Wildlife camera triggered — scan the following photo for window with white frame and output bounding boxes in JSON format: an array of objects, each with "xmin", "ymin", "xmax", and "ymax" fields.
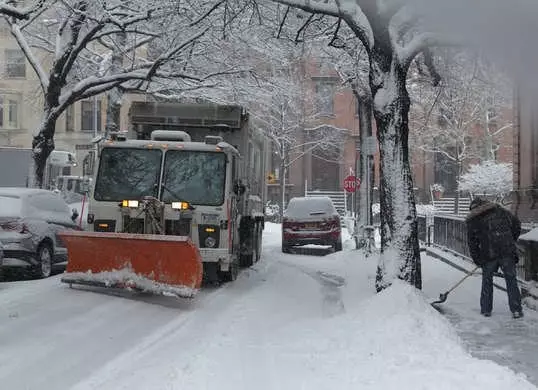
[
  {"xmin": 81, "ymin": 99, "xmax": 102, "ymax": 132},
  {"xmin": 0, "ymin": 94, "xmax": 21, "ymax": 129},
  {"xmin": 4, "ymin": 49, "xmax": 26, "ymax": 78}
]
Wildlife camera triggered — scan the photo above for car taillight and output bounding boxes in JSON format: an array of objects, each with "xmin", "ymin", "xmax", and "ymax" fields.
[
  {"xmin": 282, "ymin": 218, "xmax": 298, "ymax": 230},
  {"xmin": 325, "ymin": 217, "xmax": 340, "ymax": 229},
  {"xmin": 0, "ymin": 220, "xmax": 29, "ymax": 234}
]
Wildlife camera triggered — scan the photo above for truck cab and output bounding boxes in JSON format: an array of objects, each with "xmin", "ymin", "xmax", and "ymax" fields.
[{"xmin": 86, "ymin": 128, "xmax": 263, "ymax": 282}]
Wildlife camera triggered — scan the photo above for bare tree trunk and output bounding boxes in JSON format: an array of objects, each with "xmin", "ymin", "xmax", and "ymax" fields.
[
  {"xmin": 32, "ymin": 112, "xmax": 58, "ymax": 188},
  {"xmin": 372, "ymin": 53, "xmax": 422, "ymax": 292}
]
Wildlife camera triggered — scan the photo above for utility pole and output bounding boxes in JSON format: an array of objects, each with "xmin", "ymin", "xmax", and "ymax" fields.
[
  {"xmin": 354, "ymin": 90, "xmax": 375, "ymax": 252},
  {"xmin": 93, "ymin": 95, "xmax": 99, "ymax": 138}
]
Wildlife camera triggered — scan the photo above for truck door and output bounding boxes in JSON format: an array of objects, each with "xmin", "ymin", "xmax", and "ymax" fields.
[{"xmin": 229, "ymin": 154, "xmax": 240, "ymax": 255}]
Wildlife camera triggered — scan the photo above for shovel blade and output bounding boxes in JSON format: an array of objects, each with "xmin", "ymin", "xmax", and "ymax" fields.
[{"xmin": 431, "ymin": 292, "xmax": 449, "ymax": 305}]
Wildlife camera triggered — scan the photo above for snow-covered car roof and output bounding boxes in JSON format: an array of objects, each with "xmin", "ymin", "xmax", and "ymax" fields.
[
  {"xmin": 284, "ymin": 196, "xmax": 337, "ymax": 219},
  {"xmin": 0, "ymin": 187, "xmax": 57, "ymax": 197}
]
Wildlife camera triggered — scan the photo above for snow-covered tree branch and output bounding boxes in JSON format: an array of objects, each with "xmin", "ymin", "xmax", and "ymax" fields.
[
  {"xmin": 0, "ymin": 0, "xmax": 44, "ymax": 20},
  {"xmin": 458, "ymin": 161, "xmax": 513, "ymax": 200},
  {"xmin": 4, "ymin": 0, "xmax": 227, "ymax": 187},
  {"xmin": 409, "ymin": 49, "xmax": 513, "ymax": 185}
]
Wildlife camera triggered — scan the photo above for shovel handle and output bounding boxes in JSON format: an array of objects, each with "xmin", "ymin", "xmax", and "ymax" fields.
[{"xmin": 445, "ymin": 265, "xmax": 480, "ymax": 294}]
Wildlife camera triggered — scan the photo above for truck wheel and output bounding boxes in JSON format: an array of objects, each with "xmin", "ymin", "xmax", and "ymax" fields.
[
  {"xmin": 219, "ymin": 259, "xmax": 239, "ymax": 282},
  {"xmin": 254, "ymin": 223, "xmax": 262, "ymax": 263},
  {"xmin": 240, "ymin": 253, "xmax": 253, "ymax": 268}
]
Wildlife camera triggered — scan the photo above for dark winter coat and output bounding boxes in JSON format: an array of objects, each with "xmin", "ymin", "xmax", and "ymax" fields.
[{"xmin": 465, "ymin": 200, "xmax": 521, "ymax": 266}]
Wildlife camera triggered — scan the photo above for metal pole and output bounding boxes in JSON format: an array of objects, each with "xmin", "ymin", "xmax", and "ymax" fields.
[{"xmin": 93, "ymin": 95, "xmax": 98, "ymax": 137}]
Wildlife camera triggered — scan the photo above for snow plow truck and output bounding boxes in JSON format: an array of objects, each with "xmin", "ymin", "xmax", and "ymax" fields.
[{"xmin": 59, "ymin": 102, "xmax": 269, "ymax": 298}]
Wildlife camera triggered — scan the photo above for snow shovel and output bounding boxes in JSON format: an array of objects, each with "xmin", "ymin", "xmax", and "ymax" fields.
[{"xmin": 431, "ymin": 265, "xmax": 480, "ymax": 305}]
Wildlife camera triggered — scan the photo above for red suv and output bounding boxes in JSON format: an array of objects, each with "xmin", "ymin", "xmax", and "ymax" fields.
[{"xmin": 281, "ymin": 196, "xmax": 342, "ymax": 253}]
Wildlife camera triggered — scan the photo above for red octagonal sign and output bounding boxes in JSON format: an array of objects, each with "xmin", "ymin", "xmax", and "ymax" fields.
[{"xmin": 344, "ymin": 175, "xmax": 361, "ymax": 193}]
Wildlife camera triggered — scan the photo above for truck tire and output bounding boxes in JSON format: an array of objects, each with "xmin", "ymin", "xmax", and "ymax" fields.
[
  {"xmin": 219, "ymin": 259, "xmax": 239, "ymax": 282},
  {"xmin": 240, "ymin": 253, "xmax": 253, "ymax": 268},
  {"xmin": 239, "ymin": 218, "xmax": 254, "ymax": 267},
  {"xmin": 254, "ymin": 223, "xmax": 262, "ymax": 263}
]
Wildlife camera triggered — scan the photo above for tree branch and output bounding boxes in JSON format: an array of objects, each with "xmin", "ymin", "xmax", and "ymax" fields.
[{"xmin": 9, "ymin": 22, "xmax": 48, "ymax": 92}]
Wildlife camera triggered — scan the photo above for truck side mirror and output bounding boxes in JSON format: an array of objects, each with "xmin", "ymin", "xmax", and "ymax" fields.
[
  {"xmin": 81, "ymin": 178, "xmax": 91, "ymax": 193},
  {"xmin": 71, "ymin": 208, "xmax": 79, "ymax": 222},
  {"xmin": 233, "ymin": 180, "xmax": 246, "ymax": 196}
]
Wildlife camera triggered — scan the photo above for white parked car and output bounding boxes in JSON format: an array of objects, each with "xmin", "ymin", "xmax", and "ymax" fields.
[{"xmin": 0, "ymin": 188, "xmax": 81, "ymax": 278}]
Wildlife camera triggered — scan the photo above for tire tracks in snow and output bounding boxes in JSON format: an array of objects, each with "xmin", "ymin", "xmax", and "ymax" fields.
[{"xmin": 276, "ymin": 259, "xmax": 346, "ymax": 318}]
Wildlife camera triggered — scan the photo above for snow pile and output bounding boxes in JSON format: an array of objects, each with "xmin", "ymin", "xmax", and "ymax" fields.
[
  {"xmin": 268, "ymin": 281, "xmax": 535, "ymax": 389},
  {"xmin": 68, "ymin": 224, "xmax": 536, "ymax": 390},
  {"xmin": 63, "ymin": 269, "xmax": 198, "ymax": 298}
]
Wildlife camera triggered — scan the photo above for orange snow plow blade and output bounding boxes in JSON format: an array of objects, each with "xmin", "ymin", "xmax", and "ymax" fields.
[{"xmin": 59, "ymin": 231, "xmax": 203, "ymax": 298}]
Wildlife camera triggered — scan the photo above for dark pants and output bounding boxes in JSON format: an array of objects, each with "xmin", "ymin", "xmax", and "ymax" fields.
[{"xmin": 481, "ymin": 258, "xmax": 522, "ymax": 314}]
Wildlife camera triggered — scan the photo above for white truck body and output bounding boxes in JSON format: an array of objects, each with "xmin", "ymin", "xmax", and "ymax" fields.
[{"xmin": 86, "ymin": 102, "xmax": 269, "ymax": 281}]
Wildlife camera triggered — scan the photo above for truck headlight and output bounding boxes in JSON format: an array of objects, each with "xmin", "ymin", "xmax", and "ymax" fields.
[
  {"xmin": 172, "ymin": 201, "xmax": 190, "ymax": 210},
  {"xmin": 205, "ymin": 236, "xmax": 217, "ymax": 248},
  {"xmin": 122, "ymin": 200, "xmax": 139, "ymax": 208}
]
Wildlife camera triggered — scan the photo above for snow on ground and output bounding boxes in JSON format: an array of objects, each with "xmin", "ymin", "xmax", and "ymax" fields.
[
  {"xmin": 422, "ymin": 253, "xmax": 538, "ymax": 385},
  {"xmin": 1, "ymin": 222, "xmax": 536, "ymax": 389},
  {"xmin": 67, "ymin": 223, "xmax": 535, "ymax": 390}
]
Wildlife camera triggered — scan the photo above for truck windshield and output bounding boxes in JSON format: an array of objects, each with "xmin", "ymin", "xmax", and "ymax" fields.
[
  {"xmin": 94, "ymin": 147, "xmax": 162, "ymax": 201},
  {"xmin": 162, "ymin": 150, "xmax": 226, "ymax": 206}
]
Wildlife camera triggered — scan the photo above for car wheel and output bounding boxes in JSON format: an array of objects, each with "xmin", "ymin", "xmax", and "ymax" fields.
[
  {"xmin": 334, "ymin": 239, "xmax": 343, "ymax": 252},
  {"xmin": 282, "ymin": 242, "xmax": 291, "ymax": 254},
  {"xmin": 35, "ymin": 243, "xmax": 53, "ymax": 279}
]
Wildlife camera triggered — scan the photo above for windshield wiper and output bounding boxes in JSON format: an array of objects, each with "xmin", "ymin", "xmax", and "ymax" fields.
[{"xmin": 159, "ymin": 183, "xmax": 196, "ymax": 210}]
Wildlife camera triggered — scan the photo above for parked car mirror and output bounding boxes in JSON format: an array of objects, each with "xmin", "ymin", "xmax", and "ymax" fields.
[{"xmin": 71, "ymin": 208, "xmax": 79, "ymax": 222}]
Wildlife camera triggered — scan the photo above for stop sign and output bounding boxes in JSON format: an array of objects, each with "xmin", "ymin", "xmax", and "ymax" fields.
[{"xmin": 344, "ymin": 175, "xmax": 361, "ymax": 193}]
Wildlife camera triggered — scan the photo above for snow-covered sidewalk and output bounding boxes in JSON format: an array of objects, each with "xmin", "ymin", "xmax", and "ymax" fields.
[
  {"xmin": 422, "ymin": 254, "xmax": 538, "ymax": 386},
  {"xmin": 68, "ymin": 223, "xmax": 536, "ymax": 390}
]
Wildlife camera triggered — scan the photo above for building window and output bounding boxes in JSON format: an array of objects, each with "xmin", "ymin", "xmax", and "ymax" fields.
[
  {"xmin": 81, "ymin": 99, "xmax": 102, "ymax": 132},
  {"xmin": 8, "ymin": 99, "xmax": 17, "ymax": 127},
  {"xmin": 5, "ymin": 49, "xmax": 26, "ymax": 78},
  {"xmin": 65, "ymin": 104, "xmax": 74, "ymax": 132},
  {"xmin": 315, "ymin": 81, "xmax": 334, "ymax": 116},
  {"xmin": 0, "ymin": 94, "xmax": 21, "ymax": 129}
]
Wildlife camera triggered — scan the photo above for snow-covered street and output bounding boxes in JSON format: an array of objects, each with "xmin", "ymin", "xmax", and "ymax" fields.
[{"xmin": 1, "ymin": 223, "xmax": 537, "ymax": 389}]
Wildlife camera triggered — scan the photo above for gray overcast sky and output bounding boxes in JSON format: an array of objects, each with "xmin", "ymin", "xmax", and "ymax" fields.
[{"xmin": 410, "ymin": 0, "xmax": 538, "ymax": 86}]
